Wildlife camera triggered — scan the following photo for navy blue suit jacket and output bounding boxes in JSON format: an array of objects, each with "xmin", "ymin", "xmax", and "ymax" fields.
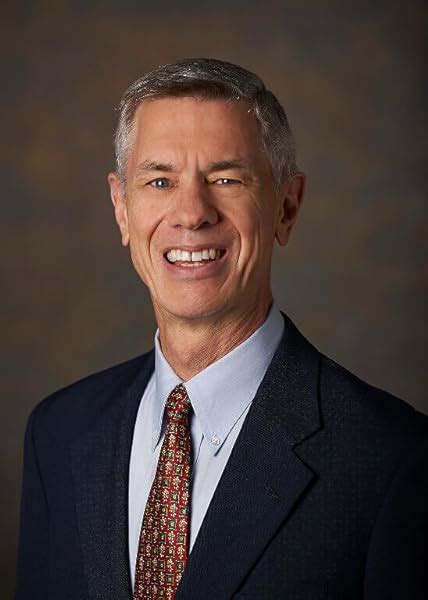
[{"xmin": 16, "ymin": 313, "xmax": 428, "ymax": 599}]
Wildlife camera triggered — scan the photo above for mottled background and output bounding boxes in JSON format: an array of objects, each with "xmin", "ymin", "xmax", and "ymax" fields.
[{"xmin": 2, "ymin": 0, "xmax": 427, "ymax": 595}]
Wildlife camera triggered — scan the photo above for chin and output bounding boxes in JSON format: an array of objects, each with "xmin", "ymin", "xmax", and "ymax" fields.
[
  {"xmin": 170, "ymin": 304, "xmax": 223, "ymax": 322},
  {"xmin": 153, "ymin": 281, "xmax": 232, "ymax": 321},
  {"xmin": 159, "ymin": 296, "xmax": 230, "ymax": 323}
]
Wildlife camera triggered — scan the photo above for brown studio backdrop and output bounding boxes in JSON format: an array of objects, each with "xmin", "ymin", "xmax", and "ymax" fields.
[{"xmin": 2, "ymin": 1, "xmax": 427, "ymax": 596}]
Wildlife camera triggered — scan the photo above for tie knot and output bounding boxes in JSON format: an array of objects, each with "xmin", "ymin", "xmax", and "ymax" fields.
[{"xmin": 166, "ymin": 384, "xmax": 191, "ymax": 421}]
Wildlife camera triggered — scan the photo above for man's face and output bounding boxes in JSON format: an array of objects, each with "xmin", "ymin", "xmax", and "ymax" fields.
[{"xmin": 108, "ymin": 97, "xmax": 303, "ymax": 323}]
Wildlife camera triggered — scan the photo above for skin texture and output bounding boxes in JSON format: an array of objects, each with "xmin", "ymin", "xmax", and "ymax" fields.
[{"xmin": 108, "ymin": 97, "xmax": 305, "ymax": 380}]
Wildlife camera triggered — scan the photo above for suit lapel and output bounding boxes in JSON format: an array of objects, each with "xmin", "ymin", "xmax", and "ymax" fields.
[
  {"xmin": 69, "ymin": 352, "xmax": 154, "ymax": 600},
  {"xmin": 176, "ymin": 314, "xmax": 322, "ymax": 599}
]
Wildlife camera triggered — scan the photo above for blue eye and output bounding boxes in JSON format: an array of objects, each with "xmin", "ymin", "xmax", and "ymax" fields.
[
  {"xmin": 149, "ymin": 178, "xmax": 170, "ymax": 188},
  {"xmin": 214, "ymin": 178, "xmax": 238, "ymax": 185}
]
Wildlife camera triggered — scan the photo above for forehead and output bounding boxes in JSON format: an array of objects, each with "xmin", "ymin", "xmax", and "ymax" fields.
[{"xmin": 131, "ymin": 96, "xmax": 264, "ymax": 161}]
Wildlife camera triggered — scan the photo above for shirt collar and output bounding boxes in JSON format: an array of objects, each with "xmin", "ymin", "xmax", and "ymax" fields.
[{"xmin": 152, "ymin": 304, "xmax": 284, "ymax": 455}]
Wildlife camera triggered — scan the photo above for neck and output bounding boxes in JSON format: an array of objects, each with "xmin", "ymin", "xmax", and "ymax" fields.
[{"xmin": 155, "ymin": 299, "xmax": 273, "ymax": 381}]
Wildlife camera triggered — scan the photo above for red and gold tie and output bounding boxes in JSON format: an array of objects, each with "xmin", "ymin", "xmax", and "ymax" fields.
[{"xmin": 134, "ymin": 384, "xmax": 192, "ymax": 599}]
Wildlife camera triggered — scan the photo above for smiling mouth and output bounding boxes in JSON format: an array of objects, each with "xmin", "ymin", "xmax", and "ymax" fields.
[{"xmin": 165, "ymin": 248, "xmax": 226, "ymax": 266}]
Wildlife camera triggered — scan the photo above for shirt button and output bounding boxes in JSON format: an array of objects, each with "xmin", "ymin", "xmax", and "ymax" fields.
[{"xmin": 211, "ymin": 434, "xmax": 221, "ymax": 446}]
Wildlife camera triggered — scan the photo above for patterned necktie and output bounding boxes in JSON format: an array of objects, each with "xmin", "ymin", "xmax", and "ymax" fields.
[{"xmin": 134, "ymin": 384, "xmax": 192, "ymax": 599}]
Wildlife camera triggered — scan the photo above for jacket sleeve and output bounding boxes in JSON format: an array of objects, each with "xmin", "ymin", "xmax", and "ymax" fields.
[
  {"xmin": 363, "ymin": 436, "xmax": 428, "ymax": 599},
  {"xmin": 15, "ymin": 406, "xmax": 50, "ymax": 599}
]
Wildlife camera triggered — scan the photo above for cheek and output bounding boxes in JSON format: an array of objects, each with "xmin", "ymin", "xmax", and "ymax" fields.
[
  {"xmin": 230, "ymin": 205, "xmax": 277, "ymax": 288},
  {"xmin": 233, "ymin": 205, "xmax": 276, "ymax": 257},
  {"xmin": 127, "ymin": 199, "xmax": 165, "ymax": 261}
]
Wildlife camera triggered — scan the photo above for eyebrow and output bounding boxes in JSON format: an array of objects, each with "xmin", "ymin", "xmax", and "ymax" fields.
[
  {"xmin": 135, "ymin": 160, "xmax": 175, "ymax": 175},
  {"xmin": 206, "ymin": 158, "xmax": 250, "ymax": 173},
  {"xmin": 135, "ymin": 157, "xmax": 251, "ymax": 176}
]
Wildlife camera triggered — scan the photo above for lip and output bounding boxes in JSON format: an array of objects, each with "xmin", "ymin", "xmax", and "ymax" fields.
[
  {"xmin": 162, "ymin": 248, "xmax": 228, "ymax": 279},
  {"xmin": 162, "ymin": 244, "xmax": 226, "ymax": 254}
]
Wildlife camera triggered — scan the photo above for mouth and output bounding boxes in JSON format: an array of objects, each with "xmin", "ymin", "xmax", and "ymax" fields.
[{"xmin": 164, "ymin": 247, "xmax": 226, "ymax": 267}]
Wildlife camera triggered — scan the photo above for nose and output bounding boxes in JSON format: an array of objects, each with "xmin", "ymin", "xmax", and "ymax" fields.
[{"xmin": 166, "ymin": 181, "xmax": 219, "ymax": 230}]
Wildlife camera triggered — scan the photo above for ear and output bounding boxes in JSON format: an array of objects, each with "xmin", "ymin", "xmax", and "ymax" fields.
[
  {"xmin": 275, "ymin": 172, "xmax": 305, "ymax": 246},
  {"xmin": 107, "ymin": 172, "xmax": 129, "ymax": 246}
]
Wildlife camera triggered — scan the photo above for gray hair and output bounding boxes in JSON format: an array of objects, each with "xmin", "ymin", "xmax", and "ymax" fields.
[{"xmin": 114, "ymin": 58, "xmax": 297, "ymax": 188}]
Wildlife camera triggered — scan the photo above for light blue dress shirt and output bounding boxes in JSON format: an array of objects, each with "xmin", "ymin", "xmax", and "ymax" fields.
[{"xmin": 128, "ymin": 305, "xmax": 285, "ymax": 586}]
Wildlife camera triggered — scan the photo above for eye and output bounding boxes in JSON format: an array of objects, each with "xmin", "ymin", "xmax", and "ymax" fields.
[
  {"xmin": 213, "ymin": 178, "xmax": 240, "ymax": 185},
  {"xmin": 148, "ymin": 178, "xmax": 171, "ymax": 189}
]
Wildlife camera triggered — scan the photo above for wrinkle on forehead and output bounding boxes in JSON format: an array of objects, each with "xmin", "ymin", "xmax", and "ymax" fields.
[
  {"xmin": 137, "ymin": 97, "xmax": 259, "ymax": 143},
  {"xmin": 127, "ymin": 97, "xmax": 269, "ymax": 180}
]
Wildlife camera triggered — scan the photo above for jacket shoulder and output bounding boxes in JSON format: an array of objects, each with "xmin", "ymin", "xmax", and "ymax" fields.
[
  {"xmin": 28, "ymin": 351, "xmax": 154, "ymax": 441},
  {"xmin": 319, "ymin": 353, "xmax": 428, "ymax": 440}
]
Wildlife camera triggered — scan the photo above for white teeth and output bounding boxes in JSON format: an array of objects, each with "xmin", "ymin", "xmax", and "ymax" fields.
[{"xmin": 166, "ymin": 248, "xmax": 223, "ymax": 264}]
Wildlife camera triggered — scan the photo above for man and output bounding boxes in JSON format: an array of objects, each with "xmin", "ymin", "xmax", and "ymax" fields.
[{"xmin": 16, "ymin": 58, "xmax": 427, "ymax": 599}]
